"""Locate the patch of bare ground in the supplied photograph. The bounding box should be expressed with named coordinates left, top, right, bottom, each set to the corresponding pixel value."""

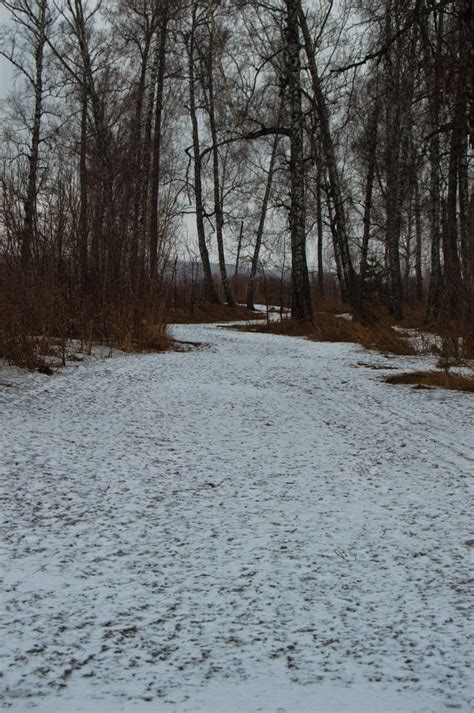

left=385, top=371, right=474, bottom=393
left=242, top=314, right=415, bottom=356
left=168, top=302, right=266, bottom=324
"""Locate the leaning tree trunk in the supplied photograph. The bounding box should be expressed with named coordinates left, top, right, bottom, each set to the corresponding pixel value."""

left=247, top=133, right=279, bottom=310
left=287, top=0, right=312, bottom=319
left=298, top=4, right=358, bottom=314
left=308, top=130, right=325, bottom=298
left=326, top=191, right=347, bottom=304
left=186, top=2, right=219, bottom=304
left=206, top=22, right=234, bottom=307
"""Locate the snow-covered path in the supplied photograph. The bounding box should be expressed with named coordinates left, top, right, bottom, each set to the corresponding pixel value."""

left=1, top=323, right=473, bottom=713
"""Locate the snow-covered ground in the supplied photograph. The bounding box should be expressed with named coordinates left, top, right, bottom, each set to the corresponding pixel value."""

left=1, top=322, right=473, bottom=712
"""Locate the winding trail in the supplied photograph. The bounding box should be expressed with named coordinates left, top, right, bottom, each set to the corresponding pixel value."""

left=1, top=323, right=473, bottom=712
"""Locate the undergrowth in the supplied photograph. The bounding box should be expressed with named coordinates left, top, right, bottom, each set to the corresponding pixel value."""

left=0, top=270, right=170, bottom=371
left=245, top=313, right=416, bottom=356
left=385, top=371, right=474, bottom=393
left=168, top=302, right=266, bottom=324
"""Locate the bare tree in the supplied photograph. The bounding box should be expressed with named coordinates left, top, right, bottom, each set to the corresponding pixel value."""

left=1, top=0, right=52, bottom=268
left=184, top=1, right=219, bottom=304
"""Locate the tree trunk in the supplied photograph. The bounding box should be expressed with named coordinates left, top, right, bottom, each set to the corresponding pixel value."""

left=247, top=133, right=279, bottom=310
left=298, top=4, right=357, bottom=313
left=404, top=197, right=413, bottom=294
left=414, top=173, right=423, bottom=303
left=316, top=164, right=324, bottom=298
left=422, top=6, right=443, bottom=321
left=234, top=221, right=243, bottom=281
left=359, top=100, right=379, bottom=292
left=326, top=191, right=347, bottom=304
left=130, top=27, right=153, bottom=290
left=149, top=5, right=169, bottom=279
left=79, top=80, right=89, bottom=293
left=287, top=0, right=312, bottom=319
left=22, top=0, right=48, bottom=269
left=383, top=3, right=404, bottom=320
left=443, top=73, right=465, bottom=318
left=186, top=2, right=219, bottom=304
left=206, top=20, right=234, bottom=307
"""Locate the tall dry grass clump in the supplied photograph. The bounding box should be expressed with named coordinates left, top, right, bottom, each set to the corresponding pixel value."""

left=0, top=264, right=170, bottom=371
left=312, top=314, right=416, bottom=355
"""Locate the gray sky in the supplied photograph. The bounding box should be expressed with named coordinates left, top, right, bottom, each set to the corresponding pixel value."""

left=0, top=4, right=13, bottom=100
left=0, top=60, right=13, bottom=100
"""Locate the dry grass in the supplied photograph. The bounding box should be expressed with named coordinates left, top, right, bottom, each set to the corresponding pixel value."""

left=0, top=282, right=68, bottom=370
left=169, top=302, right=266, bottom=324
left=395, top=305, right=434, bottom=330
left=437, top=318, right=474, bottom=360
left=363, top=324, right=417, bottom=356
left=313, top=316, right=416, bottom=355
left=120, top=318, right=171, bottom=353
left=245, top=317, right=313, bottom=337
left=396, top=308, right=474, bottom=359
left=312, top=297, right=350, bottom=315
left=245, top=313, right=415, bottom=356
left=0, top=270, right=172, bottom=371
left=385, top=371, right=474, bottom=393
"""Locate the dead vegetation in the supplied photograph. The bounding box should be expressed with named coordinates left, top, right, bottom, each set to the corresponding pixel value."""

left=0, top=269, right=171, bottom=372
left=243, top=313, right=416, bottom=356
left=385, top=371, right=474, bottom=393
left=241, top=308, right=474, bottom=391
left=168, top=302, right=266, bottom=324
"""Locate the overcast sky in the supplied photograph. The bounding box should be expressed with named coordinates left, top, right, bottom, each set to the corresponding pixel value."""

left=0, top=4, right=13, bottom=100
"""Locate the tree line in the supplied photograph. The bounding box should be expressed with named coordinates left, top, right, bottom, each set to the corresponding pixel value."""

left=0, top=0, right=472, bottom=357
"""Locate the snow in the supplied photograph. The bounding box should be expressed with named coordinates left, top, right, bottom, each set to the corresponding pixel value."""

left=1, top=322, right=473, bottom=712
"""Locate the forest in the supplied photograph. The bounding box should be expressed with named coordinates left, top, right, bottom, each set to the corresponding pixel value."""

left=0, top=0, right=472, bottom=367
